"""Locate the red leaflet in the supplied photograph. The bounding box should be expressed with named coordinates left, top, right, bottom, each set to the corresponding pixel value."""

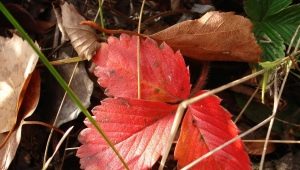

left=93, top=34, right=190, bottom=102
left=77, top=98, right=177, bottom=170
left=78, top=34, right=251, bottom=170
left=175, top=92, right=250, bottom=170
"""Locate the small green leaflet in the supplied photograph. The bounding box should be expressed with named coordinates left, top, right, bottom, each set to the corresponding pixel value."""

left=244, top=0, right=300, bottom=61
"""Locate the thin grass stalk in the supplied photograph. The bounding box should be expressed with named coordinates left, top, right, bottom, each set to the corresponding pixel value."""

left=136, top=0, right=146, bottom=99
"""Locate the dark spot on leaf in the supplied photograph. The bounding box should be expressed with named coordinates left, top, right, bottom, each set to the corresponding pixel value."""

left=118, top=98, right=131, bottom=107
left=153, top=60, right=160, bottom=67
left=154, top=88, right=160, bottom=94
left=108, top=69, right=116, bottom=76
left=192, top=118, right=197, bottom=126
left=199, top=134, right=205, bottom=141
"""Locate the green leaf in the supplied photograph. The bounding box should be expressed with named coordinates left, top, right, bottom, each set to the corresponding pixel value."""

left=244, top=0, right=292, bottom=21
left=265, top=4, right=300, bottom=44
left=244, top=0, right=300, bottom=61
left=254, top=22, right=285, bottom=61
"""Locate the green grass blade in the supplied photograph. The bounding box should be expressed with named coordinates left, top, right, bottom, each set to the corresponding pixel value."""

left=0, top=2, right=128, bottom=169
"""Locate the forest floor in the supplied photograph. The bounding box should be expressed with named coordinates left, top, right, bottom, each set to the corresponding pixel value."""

left=1, top=0, right=300, bottom=170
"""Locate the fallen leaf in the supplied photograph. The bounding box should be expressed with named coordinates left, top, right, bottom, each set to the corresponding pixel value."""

left=78, top=34, right=250, bottom=169
left=45, top=47, right=94, bottom=127
left=174, top=92, right=251, bottom=169
left=245, top=140, right=276, bottom=155
left=93, top=34, right=190, bottom=103
left=60, top=2, right=100, bottom=60
left=0, top=34, right=39, bottom=133
left=150, top=11, right=261, bottom=62
left=77, top=98, right=176, bottom=170
left=0, top=70, right=40, bottom=170
left=0, top=129, right=20, bottom=170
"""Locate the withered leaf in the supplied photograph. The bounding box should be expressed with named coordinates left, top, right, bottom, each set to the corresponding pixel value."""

left=0, top=34, right=39, bottom=133
left=0, top=70, right=40, bottom=170
left=60, top=2, right=100, bottom=60
left=150, top=11, right=261, bottom=62
left=245, top=140, right=276, bottom=155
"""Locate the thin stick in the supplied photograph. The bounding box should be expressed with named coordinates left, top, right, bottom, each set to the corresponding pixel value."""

left=159, top=68, right=267, bottom=170
left=234, top=86, right=260, bottom=123
left=22, top=121, right=64, bottom=134
left=37, top=56, right=85, bottom=67
left=243, top=139, right=300, bottom=144
left=43, top=62, right=78, bottom=164
left=259, top=60, right=292, bottom=170
left=136, top=0, right=146, bottom=99
left=81, top=21, right=147, bottom=37
left=287, top=25, right=300, bottom=54
left=275, top=116, right=300, bottom=127
left=65, top=147, right=79, bottom=151
left=42, top=126, right=73, bottom=170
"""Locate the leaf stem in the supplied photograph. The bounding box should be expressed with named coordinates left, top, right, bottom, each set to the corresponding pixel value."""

left=81, top=20, right=148, bottom=37
left=0, top=2, right=129, bottom=169
left=259, top=60, right=292, bottom=170
left=136, top=0, right=146, bottom=99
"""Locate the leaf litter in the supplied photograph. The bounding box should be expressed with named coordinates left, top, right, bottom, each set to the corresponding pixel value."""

left=2, top=0, right=300, bottom=169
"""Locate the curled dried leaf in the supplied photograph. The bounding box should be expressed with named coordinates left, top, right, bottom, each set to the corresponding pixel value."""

left=0, top=70, right=40, bottom=170
left=0, top=34, right=39, bottom=133
left=60, top=2, right=100, bottom=60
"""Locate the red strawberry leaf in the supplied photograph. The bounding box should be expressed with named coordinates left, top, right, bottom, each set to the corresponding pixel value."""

left=77, top=97, right=177, bottom=170
left=78, top=34, right=250, bottom=169
left=93, top=34, right=190, bottom=102
left=174, top=91, right=251, bottom=170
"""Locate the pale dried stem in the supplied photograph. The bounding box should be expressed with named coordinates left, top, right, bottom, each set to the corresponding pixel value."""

left=287, top=25, right=300, bottom=54
left=234, top=86, right=260, bottom=123
left=43, top=62, right=79, bottom=165
left=259, top=60, right=292, bottom=170
left=243, top=139, right=300, bottom=144
left=136, top=0, right=146, bottom=99
left=47, top=56, right=85, bottom=66
left=65, top=147, right=79, bottom=151
left=159, top=69, right=267, bottom=170
left=42, top=126, right=73, bottom=170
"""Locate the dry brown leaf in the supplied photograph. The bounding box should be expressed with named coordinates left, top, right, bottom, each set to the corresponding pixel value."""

left=0, top=34, right=39, bottom=133
left=60, top=2, right=100, bottom=60
left=150, top=11, right=261, bottom=62
left=0, top=70, right=40, bottom=170
left=245, top=140, right=276, bottom=155
left=48, top=47, right=94, bottom=127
